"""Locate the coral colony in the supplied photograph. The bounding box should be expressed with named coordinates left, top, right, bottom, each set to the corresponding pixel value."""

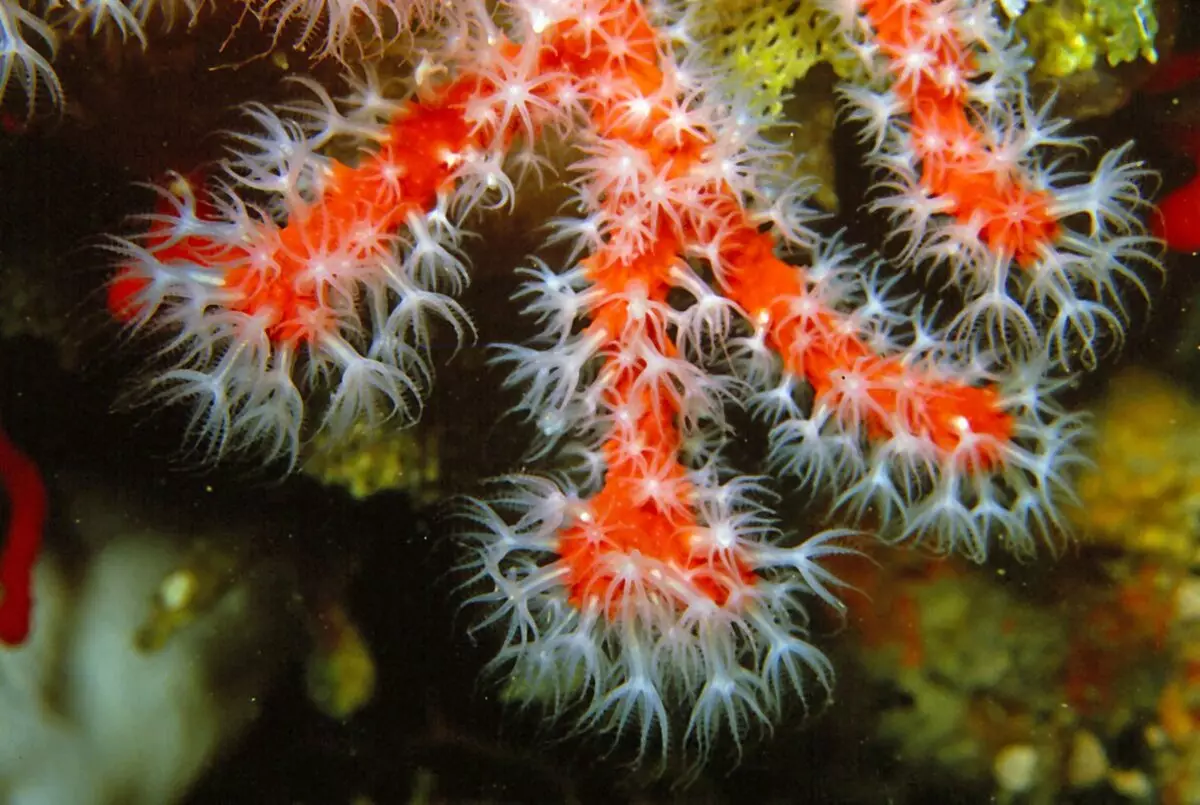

left=1, top=0, right=1161, bottom=764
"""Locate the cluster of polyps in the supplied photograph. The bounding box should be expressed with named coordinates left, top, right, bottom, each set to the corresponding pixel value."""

left=0, top=0, right=445, bottom=112
left=95, top=0, right=1157, bottom=764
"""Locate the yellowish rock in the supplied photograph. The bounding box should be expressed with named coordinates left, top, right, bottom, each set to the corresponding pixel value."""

left=305, top=603, right=377, bottom=721
left=1067, top=730, right=1108, bottom=788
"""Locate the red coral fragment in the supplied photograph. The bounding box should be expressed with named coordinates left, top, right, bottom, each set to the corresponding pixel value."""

left=0, top=423, right=46, bottom=645
left=1155, top=173, right=1200, bottom=253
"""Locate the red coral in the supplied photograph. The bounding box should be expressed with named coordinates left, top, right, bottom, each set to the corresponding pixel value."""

left=0, top=423, right=45, bottom=645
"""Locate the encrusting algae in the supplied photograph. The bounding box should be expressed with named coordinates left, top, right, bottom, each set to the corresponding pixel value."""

left=1014, top=0, right=1158, bottom=79
left=1071, top=369, right=1200, bottom=562
left=302, top=421, right=442, bottom=503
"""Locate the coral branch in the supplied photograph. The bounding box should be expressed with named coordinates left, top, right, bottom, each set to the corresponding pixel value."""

left=75, top=0, right=1161, bottom=767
